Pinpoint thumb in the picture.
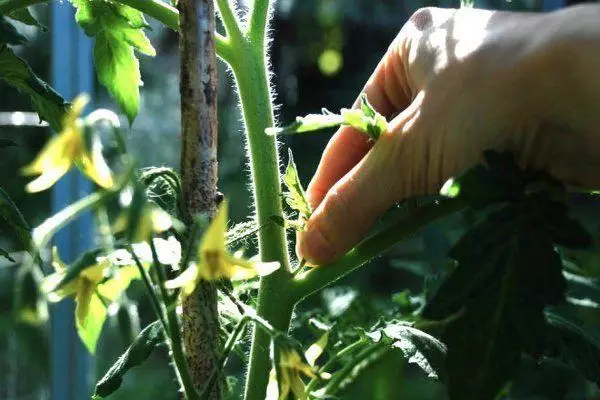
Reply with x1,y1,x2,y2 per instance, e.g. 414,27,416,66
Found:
297,97,427,265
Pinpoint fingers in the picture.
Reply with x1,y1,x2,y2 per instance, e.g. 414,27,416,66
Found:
306,39,413,209
298,99,426,265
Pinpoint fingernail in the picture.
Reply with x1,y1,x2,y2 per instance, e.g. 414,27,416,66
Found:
297,226,337,266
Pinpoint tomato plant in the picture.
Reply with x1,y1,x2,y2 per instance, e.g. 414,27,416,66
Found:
0,0,599,399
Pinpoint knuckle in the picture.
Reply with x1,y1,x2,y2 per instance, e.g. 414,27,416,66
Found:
408,7,435,32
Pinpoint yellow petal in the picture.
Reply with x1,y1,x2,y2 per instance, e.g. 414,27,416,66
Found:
51,247,67,273
199,199,228,254
150,207,173,233
165,263,199,296
80,263,107,284
305,332,329,367
67,94,90,126
226,254,279,281
79,140,114,189
290,375,308,400
75,280,96,328
24,160,71,193
97,265,140,302
21,128,79,175
41,272,76,301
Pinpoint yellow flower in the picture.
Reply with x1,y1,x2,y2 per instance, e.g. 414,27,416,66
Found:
165,199,279,296
43,248,139,353
273,347,317,400
113,203,175,243
22,94,113,193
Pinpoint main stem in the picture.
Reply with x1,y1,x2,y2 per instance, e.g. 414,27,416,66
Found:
230,38,294,400
178,0,221,397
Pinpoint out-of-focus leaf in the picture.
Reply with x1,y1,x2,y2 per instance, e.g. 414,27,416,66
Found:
6,8,46,30
283,149,312,223
0,45,67,131
72,0,155,123
0,138,17,148
424,150,591,400
365,320,446,380
94,320,164,398
0,247,14,262
14,265,48,325
0,17,27,44
267,94,387,141
0,186,31,250
545,311,600,385
115,300,140,345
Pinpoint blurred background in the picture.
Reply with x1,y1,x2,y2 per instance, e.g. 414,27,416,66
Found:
1,0,599,399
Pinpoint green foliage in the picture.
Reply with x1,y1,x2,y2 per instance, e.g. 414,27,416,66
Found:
72,0,155,123
424,151,592,400
283,149,312,222
364,320,446,380
94,320,165,398
0,186,32,251
545,311,600,385
266,94,387,141
0,17,27,44
0,44,67,131
6,7,45,29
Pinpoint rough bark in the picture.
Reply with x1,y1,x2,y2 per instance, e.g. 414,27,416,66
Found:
178,0,221,397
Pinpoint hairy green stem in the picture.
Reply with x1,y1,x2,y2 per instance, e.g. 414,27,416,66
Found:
290,199,464,303
230,43,296,400
148,239,199,400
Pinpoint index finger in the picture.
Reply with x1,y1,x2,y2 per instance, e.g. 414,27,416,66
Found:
306,40,412,208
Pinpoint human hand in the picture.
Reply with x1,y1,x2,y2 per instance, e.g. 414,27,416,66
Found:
297,5,600,265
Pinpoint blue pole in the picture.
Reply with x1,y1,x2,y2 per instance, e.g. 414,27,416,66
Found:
50,2,94,400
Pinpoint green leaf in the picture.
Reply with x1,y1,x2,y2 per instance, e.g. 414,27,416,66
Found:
267,95,387,141
6,8,46,30
0,247,14,262
72,0,155,123
94,320,164,397
282,149,312,222
0,186,32,251
0,17,27,44
364,320,446,380
0,138,17,148
545,311,600,385
0,44,68,131
423,151,591,400
14,265,48,325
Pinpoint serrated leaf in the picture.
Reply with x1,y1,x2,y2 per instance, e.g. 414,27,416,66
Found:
0,44,67,131
267,95,387,141
6,8,46,30
72,0,155,123
365,320,446,379
0,17,27,44
94,320,164,397
545,311,600,385
423,151,591,400
283,149,311,221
